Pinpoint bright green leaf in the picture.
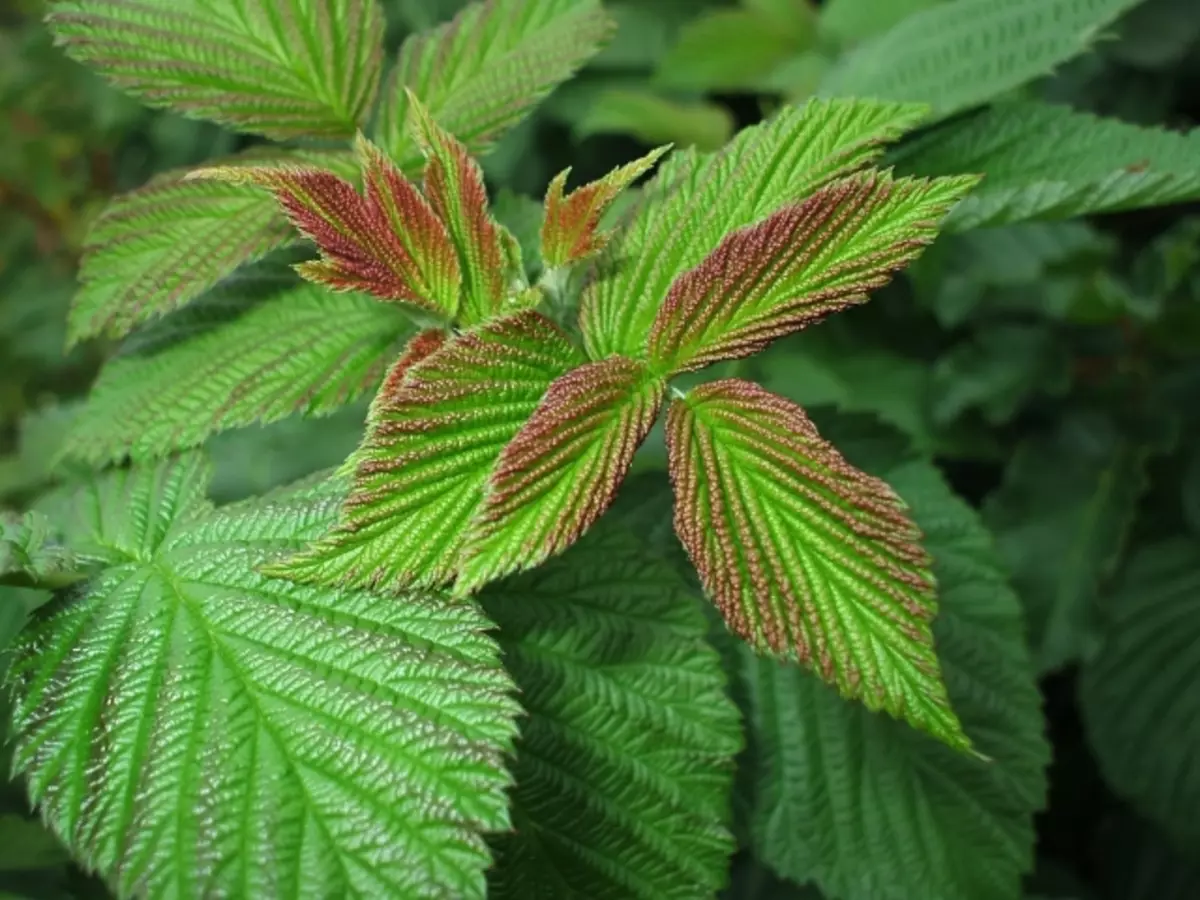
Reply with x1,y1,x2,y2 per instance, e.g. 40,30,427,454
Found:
484,517,741,899
818,0,1144,122
743,447,1049,900
572,85,735,150
47,0,384,139
579,97,927,360
7,456,521,898
0,511,76,590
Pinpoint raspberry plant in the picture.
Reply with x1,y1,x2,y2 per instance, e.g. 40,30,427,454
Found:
4,0,1200,898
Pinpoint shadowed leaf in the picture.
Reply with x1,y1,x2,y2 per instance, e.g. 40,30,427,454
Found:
268,311,583,592
648,172,977,374
457,357,665,594
541,145,671,268
666,379,968,750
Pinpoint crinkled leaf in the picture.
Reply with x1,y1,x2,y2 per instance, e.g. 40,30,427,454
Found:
1081,540,1200,852
0,511,75,590
457,357,665,595
67,150,356,346
667,379,967,750
47,0,384,139
271,311,583,592
647,172,976,374
407,93,511,324
817,0,1144,123
377,0,613,165
541,145,671,268
743,447,1049,900
484,517,741,899
579,97,928,359
895,101,1200,229
64,284,412,464
191,138,463,316
6,456,520,898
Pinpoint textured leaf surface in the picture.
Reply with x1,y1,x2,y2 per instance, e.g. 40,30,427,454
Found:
48,0,384,139
272,311,583,592
407,95,510,325
7,456,521,898
541,145,670,268
193,139,464,315
818,0,1143,122
64,285,412,464
377,0,613,165
983,414,1151,673
896,101,1200,229
1081,540,1200,852
743,449,1048,900
457,357,665,595
667,380,966,749
579,97,927,359
648,172,974,374
68,150,356,346
0,511,75,589
484,518,741,899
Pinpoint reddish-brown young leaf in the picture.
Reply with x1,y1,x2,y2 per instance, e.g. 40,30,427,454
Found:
456,356,666,594
666,378,969,749
540,145,671,268
189,137,462,317
368,327,449,419
406,90,509,325
647,172,978,374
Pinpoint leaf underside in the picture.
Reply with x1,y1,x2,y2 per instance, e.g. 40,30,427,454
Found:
667,379,968,750
457,356,665,594
8,456,520,898
744,447,1049,900
271,311,583,593
647,171,976,374
484,518,742,899
579,96,929,359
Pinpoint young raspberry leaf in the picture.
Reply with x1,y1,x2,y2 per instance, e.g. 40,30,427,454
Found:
268,311,583,592
541,145,672,268
406,91,510,325
191,139,462,317
456,357,665,595
648,172,978,374
666,379,969,751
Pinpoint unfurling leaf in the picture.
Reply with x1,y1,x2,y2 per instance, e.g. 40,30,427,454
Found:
269,311,583,592
456,357,666,595
8,457,521,897
406,91,511,325
647,172,977,374
541,145,672,268
190,138,462,317
666,379,969,750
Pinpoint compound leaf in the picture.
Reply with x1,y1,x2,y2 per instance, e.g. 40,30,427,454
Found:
456,357,665,595
896,101,1200,229
667,379,967,750
64,284,413,465
484,517,741,899
818,0,1144,123
47,0,384,139
579,97,928,359
6,456,520,898
377,0,613,165
270,311,583,593
743,448,1049,900
68,150,356,346
1081,540,1200,852
541,145,671,269
647,172,976,374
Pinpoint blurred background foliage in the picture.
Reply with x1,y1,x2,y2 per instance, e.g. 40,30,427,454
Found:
3,0,1200,897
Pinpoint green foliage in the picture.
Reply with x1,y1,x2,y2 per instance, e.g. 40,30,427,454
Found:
10,455,521,897
0,510,75,590
818,0,1144,122
484,517,742,899
568,85,734,151
742,448,1049,900
1081,540,1200,852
